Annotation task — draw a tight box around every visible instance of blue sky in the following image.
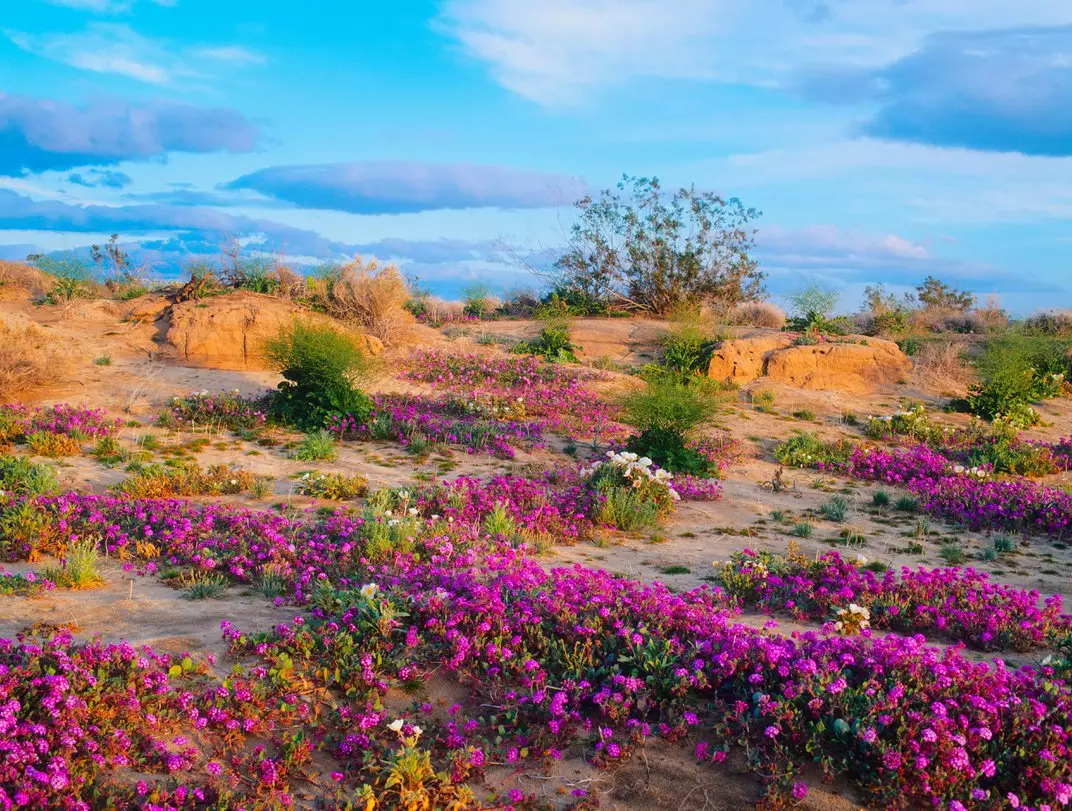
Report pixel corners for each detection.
[1,0,1070,312]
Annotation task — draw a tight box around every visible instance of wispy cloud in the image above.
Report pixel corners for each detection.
[5,22,265,85]
[41,0,175,11]
[226,161,585,214]
[0,92,261,176]
[67,169,132,189]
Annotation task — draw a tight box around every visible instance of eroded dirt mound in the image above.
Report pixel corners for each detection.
[766,336,910,393]
[165,291,383,369]
[707,333,794,384]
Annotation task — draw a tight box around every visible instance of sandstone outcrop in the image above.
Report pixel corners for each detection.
[165,292,382,369]
[706,334,794,384]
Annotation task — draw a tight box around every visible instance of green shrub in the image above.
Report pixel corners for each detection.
[895,495,918,512]
[661,322,716,377]
[621,377,717,474]
[0,455,57,495]
[43,537,102,589]
[820,496,848,523]
[751,389,776,412]
[597,486,662,531]
[264,321,373,429]
[292,430,338,462]
[773,433,851,469]
[872,490,890,507]
[791,409,816,421]
[461,284,495,318]
[791,522,813,538]
[965,334,1070,423]
[514,317,578,363]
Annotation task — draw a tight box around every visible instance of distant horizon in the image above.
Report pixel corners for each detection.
[1,0,1069,316]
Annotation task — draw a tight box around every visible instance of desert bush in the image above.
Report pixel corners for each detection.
[175,264,222,302]
[263,321,373,429]
[43,537,102,589]
[115,463,260,498]
[621,376,718,474]
[910,340,974,395]
[660,317,718,378]
[33,256,96,316]
[0,321,65,399]
[774,433,852,468]
[25,432,82,458]
[553,174,763,315]
[461,284,497,319]
[1025,309,1072,337]
[728,300,786,329]
[514,317,579,363]
[295,470,368,500]
[536,286,609,317]
[292,430,338,462]
[965,334,1070,423]
[788,283,848,335]
[0,455,58,495]
[913,276,975,311]
[498,289,540,317]
[311,258,412,343]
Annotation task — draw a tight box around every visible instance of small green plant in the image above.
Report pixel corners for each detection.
[791,409,816,421]
[791,522,814,538]
[292,430,338,462]
[598,487,662,531]
[871,490,890,507]
[840,527,866,546]
[773,433,851,469]
[179,569,227,599]
[751,389,776,412]
[43,537,103,589]
[482,502,517,538]
[92,436,128,467]
[658,564,691,575]
[993,534,1017,555]
[979,547,999,562]
[0,455,58,495]
[295,470,368,500]
[914,517,931,539]
[895,495,919,512]
[939,542,967,565]
[660,320,716,378]
[513,317,579,363]
[820,496,848,523]
[770,510,786,522]
[93,355,111,366]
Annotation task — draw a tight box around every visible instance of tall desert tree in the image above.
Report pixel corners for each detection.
[553,174,763,315]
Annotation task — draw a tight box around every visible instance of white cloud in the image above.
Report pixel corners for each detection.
[437,0,1072,105]
[40,0,175,12]
[5,23,263,85]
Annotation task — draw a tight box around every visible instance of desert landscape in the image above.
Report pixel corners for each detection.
[0,253,1070,810]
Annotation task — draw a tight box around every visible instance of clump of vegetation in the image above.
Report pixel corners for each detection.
[621,376,718,475]
[728,301,786,329]
[264,321,374,430]
[92,436,128,467]
[659,314,719,379]
[461,284,496,319]
[788,283,846,336]
[751,389,776,412]
[42,537,102,589]
[25,432,82,458]
[295,470,369,500]
[292,430,338,462]
[791,522,814,538]
[964,334,1069,426]
[514,317,579,363]
[34,255,95,316]
[115,463,261,498]
[872,490,890,507]
[820,496,848,523]
[552,174,763,315]
[308,258,412,343]
[0,455,57,495]
[178,568,228,600]
[773,433,851,469]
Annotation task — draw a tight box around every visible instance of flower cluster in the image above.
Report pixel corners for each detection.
[400,349,630,441]
[717,548,1072,651]
[158,390,268,432]
[0,567,53,596]
[328,393,546,458]
[0,403,121,442]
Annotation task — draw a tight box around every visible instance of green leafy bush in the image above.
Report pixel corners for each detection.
[621,377,717,474]
[264,321,373,429]
[965,334,1069,424]
[0,455,58,495]
[513,318,578,363]
[773,433,851,469]
[660,322,716,378]
[292,430,338,462]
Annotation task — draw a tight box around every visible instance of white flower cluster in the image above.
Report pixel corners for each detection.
[582,451,679,500]
[952,464,988,479]
[834,603,871,632]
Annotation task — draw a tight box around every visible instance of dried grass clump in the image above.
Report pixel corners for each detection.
[312,257,414,344]
[0,261,52,300]
[0,321,66,399]
[728,301,786,329]
[910,340,975,396]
